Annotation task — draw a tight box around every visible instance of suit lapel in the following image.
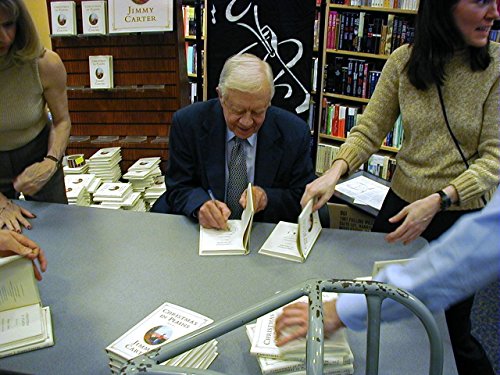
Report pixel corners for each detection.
[255,109,282,186]
[199,100,226,200]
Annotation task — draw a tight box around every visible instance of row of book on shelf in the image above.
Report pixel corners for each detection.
[324,56,382,98]
[330,0,419,10]
[316,143,397,181]
[50,0,174,36]
[320,100,404,149]
[182,5,205,38]
[326,11,415,55]
[185,43,203,76]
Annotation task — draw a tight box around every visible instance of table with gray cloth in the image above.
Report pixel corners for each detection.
[0,201,458,374]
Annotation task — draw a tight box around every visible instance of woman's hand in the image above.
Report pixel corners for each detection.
[13,158,58,197]
[0,196,36,232]
[301,160,348,211]
[385,193,441,244]
[0,230,47,281]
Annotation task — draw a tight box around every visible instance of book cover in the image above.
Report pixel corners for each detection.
[89,55,114,89]
[82,1,108,35]
[108,0,174,34]
[50,1,77,36]
[199,183,254,256]
[106,302,214,361]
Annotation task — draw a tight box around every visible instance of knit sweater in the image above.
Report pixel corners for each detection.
[335,43,500,210]
[0,55,47,151]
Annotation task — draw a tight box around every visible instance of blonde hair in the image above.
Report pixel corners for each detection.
[0,0,43,63]
[218,53,275,99]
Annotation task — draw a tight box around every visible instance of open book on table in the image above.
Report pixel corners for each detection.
[199,183,254,256]
[0,255,53,358]
[258,199,322,262]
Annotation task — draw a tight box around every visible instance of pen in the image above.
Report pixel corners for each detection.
[208,189,216,201]
[208,189,229,231]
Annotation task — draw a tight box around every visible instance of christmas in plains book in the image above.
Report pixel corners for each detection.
[105,302,217,371]
[89,55,114,89]
[199,183,254,256]
[50,1,77,36]
[81,0,108,35]
[258,199,322,262]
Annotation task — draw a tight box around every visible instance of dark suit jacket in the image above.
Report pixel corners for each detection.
[156,98,315,224]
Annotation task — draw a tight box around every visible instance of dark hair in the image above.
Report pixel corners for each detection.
[407,0,491,90]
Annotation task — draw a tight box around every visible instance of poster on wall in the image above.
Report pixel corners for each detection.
[206,0,315,118]
[108,0,174,33]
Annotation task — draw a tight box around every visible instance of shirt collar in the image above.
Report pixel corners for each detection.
[226,130,257,147]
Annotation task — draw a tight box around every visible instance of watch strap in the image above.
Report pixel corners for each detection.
[437,190,452,211]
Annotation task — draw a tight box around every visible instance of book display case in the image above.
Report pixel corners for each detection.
[46,0,190,172]
[315,0,417,180]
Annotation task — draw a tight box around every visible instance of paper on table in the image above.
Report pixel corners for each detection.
[335,176,389,210]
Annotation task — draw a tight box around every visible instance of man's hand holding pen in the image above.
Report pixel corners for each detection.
[198,190,231,230]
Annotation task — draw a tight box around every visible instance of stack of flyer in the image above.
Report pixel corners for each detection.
[65,174,102,205]
[143,176,166,210]
[122,157,162,192]
[88,147,122,182]
[247,294,354,375]
[106,302,218,374]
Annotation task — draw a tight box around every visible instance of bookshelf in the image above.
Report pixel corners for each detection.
[182,0,206,103]
[315,0,417,181]
[46,0,190,172]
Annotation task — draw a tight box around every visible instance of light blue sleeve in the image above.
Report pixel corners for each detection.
[337,190,500,331]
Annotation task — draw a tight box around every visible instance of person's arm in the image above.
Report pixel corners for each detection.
[13,50,71,196]
[0,230,47,281]
[338,190,500,330]
[276,190,500,340]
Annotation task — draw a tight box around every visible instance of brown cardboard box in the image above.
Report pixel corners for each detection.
[328,203,375,232]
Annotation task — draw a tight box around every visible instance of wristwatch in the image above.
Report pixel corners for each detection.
[44,155,61,167]
[437,190,452,211]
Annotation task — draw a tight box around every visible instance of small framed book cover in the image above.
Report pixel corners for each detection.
[89,55,114,89]
[81,0,108,35]
[108,0,174,34]
[50,1,77,36]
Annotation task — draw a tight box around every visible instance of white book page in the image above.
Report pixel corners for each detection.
[0,304,43,346]
[0,257,40,311]
[199,220,244,252]
[258,221,300,259]
[298,199,322,259]
[335,176,389,210]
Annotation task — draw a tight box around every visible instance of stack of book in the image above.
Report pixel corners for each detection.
[0,256,54,358]
[92,182,134,208]
[248,295,354,375]
[64,174,102,206]
[106,302,218,374]
[122,157,162,192]
[143,176,166,210]
[65,180,91,206]
[88,147,122,182]
[63,162,89,175]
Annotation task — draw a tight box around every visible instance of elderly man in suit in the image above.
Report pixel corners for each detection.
[152,53,316,229]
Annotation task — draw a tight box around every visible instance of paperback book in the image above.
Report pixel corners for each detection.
[0,256,54,358]
[258,199,322,262]
[199,183,254,256]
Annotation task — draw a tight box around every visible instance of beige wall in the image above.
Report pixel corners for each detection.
[25,0,52,50]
